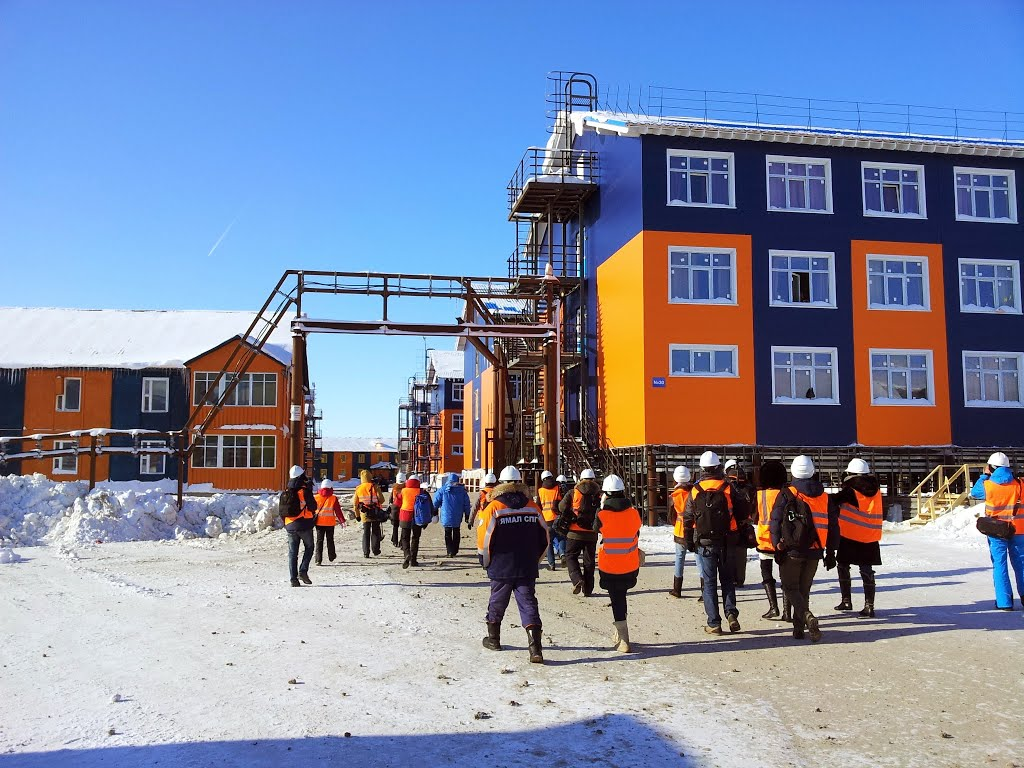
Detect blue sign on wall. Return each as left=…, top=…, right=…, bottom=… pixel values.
left=652, top=377, right=666, bottom=388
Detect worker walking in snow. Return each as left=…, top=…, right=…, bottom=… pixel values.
left=595, top=474, right=643, bottom=652
left=353, top=469, right=385, bottom=559
left=434, top=472, right=471, bottom=557
left=535, top=470, right=563, bottom=570
left=398, top=475, right=429, bottom=569
left=556, top=468, right=601, bottom=596
left=469, top=472, right=498, bottom=561
left=481, top=465, right=549, bottom=664
left=970, top=451, right=1024, bottom=611
left=314, top=478, right=346, bottom=566
left=754, top=460, right=788, bottom=620
left=283, top=465, right=317, bottom=587
left=668, top=465, right=693, bottom=598
left=389, top=472, right=406, bottom=549
left=832, top=458, right=884, bottom=617
left=724, top=459, right=755, bottom=587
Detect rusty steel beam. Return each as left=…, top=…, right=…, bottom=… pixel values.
left=292, top=318, right=556, bottom=340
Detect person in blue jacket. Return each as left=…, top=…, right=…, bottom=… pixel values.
left=434, top=473, right=472, bottom=557
left=970, top=451, right=1024, bottom=611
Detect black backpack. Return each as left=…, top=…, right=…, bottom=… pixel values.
left=574, top=491, right=600, bottom=530
left=692, top=482, right=733, bottom=541
left=279, top=487, right=301, bottom=519
left=777, top=489, right=821, bottom=552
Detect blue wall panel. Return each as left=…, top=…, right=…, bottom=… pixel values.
left=108, top=368, right=188, bottom=481
left=0, top=369, right=25, bottom=475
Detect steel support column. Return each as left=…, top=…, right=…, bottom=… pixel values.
left=290, top=331, right=307, bottom=471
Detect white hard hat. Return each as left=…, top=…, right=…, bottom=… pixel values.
left=289, top=465, right=305, bottom=479
left=484, top=472, right=498, bottom=484
left=846, top=458, right=871, bottom=475
left=724, top=459, right=738, bottom=472
left=673, top=466, right=691, bottom=484
left=699, top=450, right=720, bottom=468
left=580, top=468, right=596, bottom=480
left=791, top=455, right=815, bottom=479
left=988, top=451, right=1010, bottom=468
left=540, top=470, right=553, bottom=480
left=556, top=474, right=568, bottom=483
left=320, top=479, right=332, bottom=490
left=396, top=472, right=407, bottom=483
left=498, top=465, right=522, bottom=482
left=602, top=474, right=626, bottom=493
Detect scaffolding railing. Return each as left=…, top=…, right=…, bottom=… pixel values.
left=507, top=147, right=598, bottom=213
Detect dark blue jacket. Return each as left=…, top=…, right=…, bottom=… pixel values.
left=284, top=474, right=317, bottom=532
left=433, top=473, right=471, bottom=528
left=482, top=482, right=549, bottom=581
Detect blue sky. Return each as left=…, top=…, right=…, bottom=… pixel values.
left=3, top=0, right=1023, bottom=439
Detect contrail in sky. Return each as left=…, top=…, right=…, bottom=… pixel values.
left=205, top=218, right=237, bottom=259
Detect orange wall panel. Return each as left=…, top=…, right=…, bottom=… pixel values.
left=463, top=381, right=474, bottom=468
left=851, top=240, right=950, bottom=446
left=479, top=368, right=495, bottom=468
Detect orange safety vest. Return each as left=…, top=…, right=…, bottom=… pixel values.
left=689, top=479, right=738, bottom=532
left=283, top=487, right=316, bottom=526
left=597, top=505, right=642, bottom=574
left=788, top=485, right=829, bottom=550
left=314, top=492, right=341, bottom=526
left=755, top=488, right=781, bottom=552
left=984, top=479, right=1024, bottom=535
left=537, top=486, right=561, bottom=523
left=671, top=486, right=688, bottom=538
left=477, top=487, right=492, bottom=511
left=838, top=490, right=883, bottom=543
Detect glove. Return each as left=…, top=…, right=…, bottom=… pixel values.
left=824, top=552, right=837, bottom=571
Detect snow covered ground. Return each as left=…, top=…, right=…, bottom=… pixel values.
left=1, top=481, right=1022, bottom=767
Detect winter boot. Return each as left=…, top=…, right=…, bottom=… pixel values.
left=669, top=576, right=683, bottom=598
left=299, top=572, right=312, bottom=585
left=805, top=611, right=822, bottom=643
left=482, top=622, right=502, bottom=651
left=858, top=568, right=876, bottom=618
left=835, top=566, right=853, bottom=611
left=290, top=577, right=301, bottom=587
left=781, top=593, right=792, bottom=622
left=761, top=580, right=780, bottom=620
left=527, top=627, right=544, bottom=664
left=792, top=619, right=805, bottom=640
left=612, top=620, right=631, bottom=652
left=402, top=555, right=411, bottom=569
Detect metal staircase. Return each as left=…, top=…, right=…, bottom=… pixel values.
left=909, top=463, right=986, bottom=523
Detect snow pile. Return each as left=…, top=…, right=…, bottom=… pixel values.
left=0, top=474, right=279, bottom=548
left=0, top=543, right=23, bottom=564
left=925, top=502, right=987, bottom=547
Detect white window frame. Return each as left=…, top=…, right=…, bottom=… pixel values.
left=452, top=413, right=464, bottom=432
left=954, top=167, right=1017, bottom=224
left=141, top=377, right=170, bottom=413
left=140, top=440, right=166, bottom=475
left=768, top=250, right=837, bottom=309
left=666, top=149, right=736, bottom=209
left=56, top=377, right=82, bottom=412
left=867, top=254, right=931, bottom=312
left=962, top=351, right=1024, bottom=409
left=770, top=346, right=840, bottom=406
left=869, top=349, right=935, bottom=406
left=861, top=161, right=927, bottom=219
left=190, top=435, right=276, bottom=469
left=668, top=247, right=738, bottom=305
left=52, top=440, right=78, bottom=474
left=668, top=344, right=739, bottom=378
left=765, top=155, right=833, bottom=214
left=452, top=382, right=464, bottom=402
left=452, top=445, right=464, bottom=457
left=193, top=372, right=277, bottom=407
left=957, top=258, right=1022, bottom=315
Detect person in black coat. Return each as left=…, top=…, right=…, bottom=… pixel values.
left=284, top=465, right=318, bottom=587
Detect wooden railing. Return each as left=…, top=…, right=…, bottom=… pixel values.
left=910, top=463, right=986, bottom=523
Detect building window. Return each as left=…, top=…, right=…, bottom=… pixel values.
left=769, top=251, right=836, bottom=308
left=963, top=352, right=1024, bottom=408
left=862, top=163, right=925, bottom=218
left=669, top=345, right=738, bottom=377
left=356, top=453, right=367, bottom=465
left=667, top=150, right=735, bottom=208
left=452, top=383, right=464, bottom=402
left=56, top=378, right=81, bottom=412
left=142, top=377, right=169, bottom=413
left=193, top=372, right=277, bottom=406
left=771, top=347, right=839, bottom=405
left=870, top=350, right=934, bottom=405
left=452, top=413, right=464, bottom=432
left=955, top=168, right=1017, bottom=223
left=191, top=435, right=276, bottom=469
left=668, top=248, right=737, bottom=304
left=958, top=259, right=1021, bottom=314
left=452, top=445, right=464, bottom=456
left=53, top=440, right=77, bottom=474
left=767, top=156, right=832, bottom=213
left=222, top=436, right=249, bottom=468
left=868, top=256, right=929, bottom=310
left=193, top=372, right=219, bottom=406
left=473, top=390, right=480, bottom=423
left=250, top=436, right=276, bottom=468
left=192, top=436, right=218, bottom=468
left=508, top=372, right=522, bottom=401
left=140, top=440, right=166, bottom=475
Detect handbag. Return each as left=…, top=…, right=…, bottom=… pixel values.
left=976, top=516, right=1015, bottom=540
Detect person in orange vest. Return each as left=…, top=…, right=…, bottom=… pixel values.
left=481, top=465, right=549, bottom=663
left=769, top=455, right=838, bottom=642
left=353, top=469, right=385, bottom=559
left=832, top=458, right=884, bottom=617
left=283, top=465, right=317, bottom=587
left=668, top=465, right=693, bottom=598
left=595, top=474, right=643, bottom=652
left=389, top=472, right=407, bottom=549
left=535, top=470, right=563, bottom=570
left=398, top=475, right=425, bottom=569
left=753, top=460, right=788, bottom=620
left=469, top=472, right=498, bottom=562
left=555, top=468, right=601, bottom=596
left=970, top=451, right=1024, bottom=611
left=314, top=478, right=346, bottom=566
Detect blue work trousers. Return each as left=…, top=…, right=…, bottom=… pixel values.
left=695, top=542, right=737, bottom=628
left=988, top=534, right=1024, bottom=609
left=287, top=529, right=314, bottom=580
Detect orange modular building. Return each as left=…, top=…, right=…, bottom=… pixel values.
left=398, top=349, right=465, bottom=477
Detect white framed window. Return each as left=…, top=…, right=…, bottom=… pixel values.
left=473, top=390, right=480, bottom=423
left=769, top=250, right=836, bottom=308
left=668, top=247, right=737, bottom=304
left=766, top=156, right=832, bottom=213
left=141, top=377, right=169, bottom=413
left=250, top=436, right=276, bottom=468
left=52, top=440, right=78, bottom=474
left=192, top=436, right=218, bottom=468
left=193, top=372, right=277, bottom=407
left=56, top=378, right=81, bottom=412
left=452, top=413, right=464, bottom=432
left=452, top=382, right=464, bottom=402
left=667, top=149, right=735, bottom=208
left=140, top=440, right=166, bottom=475
left=452, top=445, right=464, bottom=457
left=669, top=345, right=738, bottom=377
left=958, top=258, right=1021, bottom=314
left=870, top=350, right=934, bottom=406
left=193, top=372, right=220, bottom=406
left=963, top=351, right=1024, bottom=408
left=862, top=162, right=926, bottom=218
left=771, top=347, right=839, bottom=405
left=867, top=255, right=930, bottom=310
left=191, top=435, right=276, bottom=469
left=955, top=168, right=1017, bottom=223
